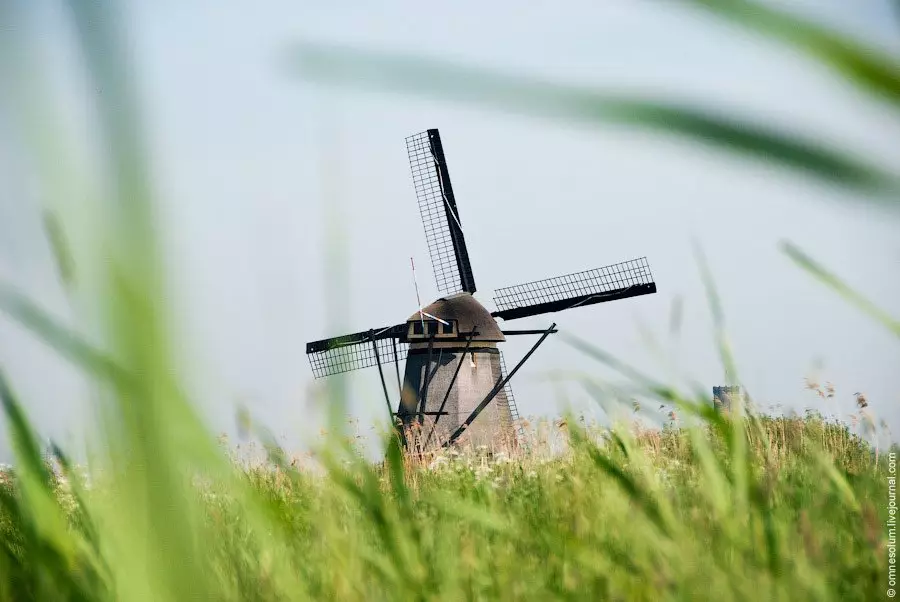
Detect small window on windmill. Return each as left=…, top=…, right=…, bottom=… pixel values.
left=407, top=319, right=435, bottom=339
left=407, top=318, right=457, bottom=340
left=437, top=320, right=458, bottom=338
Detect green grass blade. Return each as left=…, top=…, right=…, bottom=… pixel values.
left=0, top=374, right=52, bottom=489
left=287, top=43, right=900, bottom=200
left=588, top=446, right=673, bottom=539
left=561, top=332, right=675, bottom=398
left=781, top=240, right=900, bottom=338
left=813, top=448, right=862, bottom=514
left=691, top=238, right=751, bottom=518
left=692, top=240, right=739, bottom=386
left=568, top=420, right=675, bottom=541
left=328, top=461, right=413, bottom=592
left=687, top=426, right=732, bottom=519
left=40, top=211, right=76, bottom=293
left=0, top=284, right=132, bottom=387
left=0, top=372, right=95, bottom=600
left=683, top=0, right=900, bottom=108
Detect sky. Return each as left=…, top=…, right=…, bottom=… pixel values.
left=0, top=1, right=899, bottom=461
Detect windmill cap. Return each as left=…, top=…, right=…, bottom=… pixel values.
left=407, top=292, right=505, bottom=343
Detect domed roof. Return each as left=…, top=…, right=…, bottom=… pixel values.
left=407, top=293, right=505, bottom=343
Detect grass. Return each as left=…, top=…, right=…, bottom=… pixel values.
left=1, top=1, right=898, bottom=600
left=0, top=392, right=893, bottom=601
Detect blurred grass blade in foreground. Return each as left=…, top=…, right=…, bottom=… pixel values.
left=287, top=42, right=900, bottom=202
left=781, top=240, right=900, bottom=338
left=682, top=0, right=900, bottom=108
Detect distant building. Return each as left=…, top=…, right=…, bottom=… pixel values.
left=713, top=385, right=745, bottom=414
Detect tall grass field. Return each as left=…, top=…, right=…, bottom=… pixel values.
left=0, top=390, right=896, bottom=600
left=0, top=391, right=895, bottom=601
left=1, top=1, right=899, bottom=601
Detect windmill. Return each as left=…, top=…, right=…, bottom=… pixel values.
left=306, top=129, right=657, bottom=451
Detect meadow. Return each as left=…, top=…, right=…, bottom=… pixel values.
left=1, top=1, right=898, bottom=600
left=0, top=384, right=894, bottom=601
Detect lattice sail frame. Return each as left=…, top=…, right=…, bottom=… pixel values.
left=406, top=129, right=476, bottom=296
left=492, top=257, right=656, bottom=321
left=306, top=326, right=409, bottom=378
left=498, top=351, right=525, bottom=441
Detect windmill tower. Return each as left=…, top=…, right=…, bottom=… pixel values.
left=306, top=129, right=658, bottom=451
left=713, top=385, right=746, bottom=414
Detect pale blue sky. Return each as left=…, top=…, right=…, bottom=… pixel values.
left=1, top=1, right=899, bottom=460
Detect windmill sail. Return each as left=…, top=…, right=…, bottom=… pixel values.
left=498, top=350, right=526, bottom=446
left=406, top=129, right=477, bottom=295
left=491, top=257, right=656, bottom=321
left=306, top=325, right=408, bottom=378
